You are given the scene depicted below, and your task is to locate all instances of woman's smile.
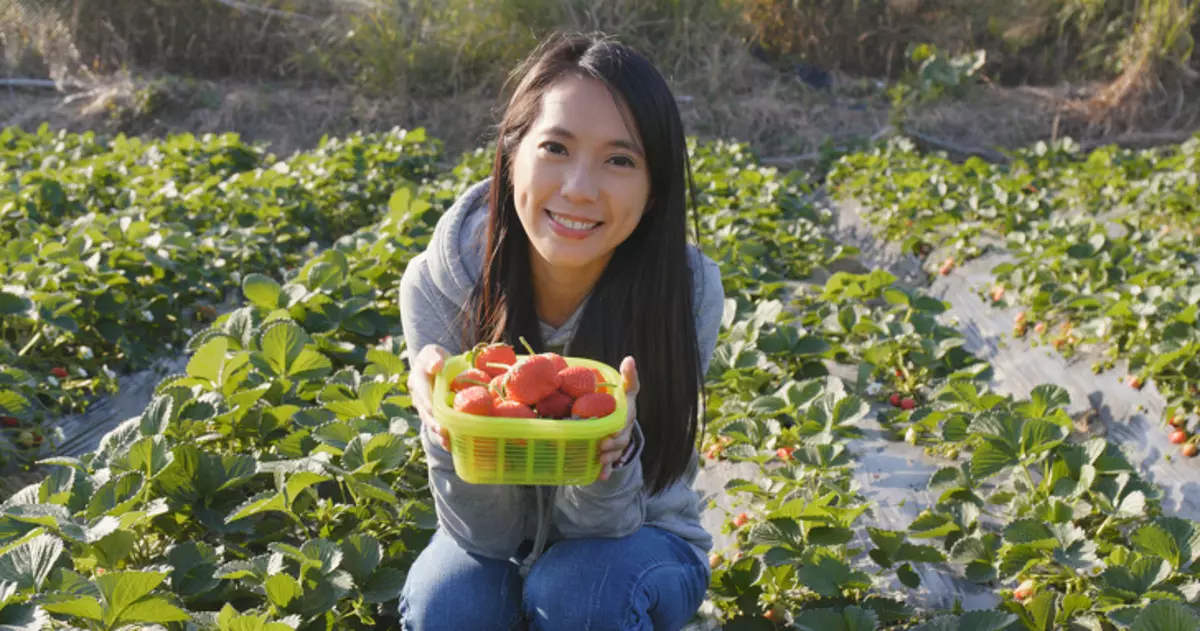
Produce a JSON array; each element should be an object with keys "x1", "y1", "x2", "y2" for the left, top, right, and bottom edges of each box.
[{"x1": 545, "y1": 209, "x2": 604, "y2": 239}]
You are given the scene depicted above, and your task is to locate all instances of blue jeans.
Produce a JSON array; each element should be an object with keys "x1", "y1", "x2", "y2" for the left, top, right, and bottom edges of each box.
[{"x1": 397, "y1": 526, "x2": 709, "y2": 630}]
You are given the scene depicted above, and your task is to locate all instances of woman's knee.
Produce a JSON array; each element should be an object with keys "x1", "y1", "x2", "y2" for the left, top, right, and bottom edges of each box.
[
  {"x1": 398, "y1": 531, "x2": 525, "y2": 631},
  {"x1": 522, "y1": 529, "x2": 707, "y2": 631}
]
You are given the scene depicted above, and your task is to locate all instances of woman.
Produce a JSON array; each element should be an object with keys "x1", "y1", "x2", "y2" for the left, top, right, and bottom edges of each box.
[{"x1": 398, "y1": 31, "x2": 725, "y2": 631}]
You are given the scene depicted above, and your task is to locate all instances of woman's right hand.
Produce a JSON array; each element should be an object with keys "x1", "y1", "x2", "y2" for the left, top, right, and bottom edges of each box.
[{"x1": 408, "y1": 344, "x2": 451, "y2": 451}]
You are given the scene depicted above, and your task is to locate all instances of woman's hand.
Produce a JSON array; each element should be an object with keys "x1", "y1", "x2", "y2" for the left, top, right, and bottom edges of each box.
[
  {"x1": 407, "y1": 344, "x2": 451, "y2": 451},
  {"x1": 596, "y1": 356, "x2": 639, "y2": 482}
]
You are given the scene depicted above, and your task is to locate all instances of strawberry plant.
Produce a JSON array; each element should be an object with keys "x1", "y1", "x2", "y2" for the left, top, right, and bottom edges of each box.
[
  {"x1": 0, "y1": 127, "x2": 440, "y2": 469},
  {"x1": 2, "y1": 126, "x2": 1200, "y2": 630},
  {"x1": 828, "y1": 133, "x2": 1200, "y2": 450}
]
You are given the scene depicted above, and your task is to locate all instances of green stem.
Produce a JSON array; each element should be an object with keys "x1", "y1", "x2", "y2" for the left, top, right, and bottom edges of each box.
[
  {"x1": 18, "y1": 328, "x2": 43, "y2": 357},
  {"x1": 1019, "y1": 463, "x2": 1039, "y2": 498}
]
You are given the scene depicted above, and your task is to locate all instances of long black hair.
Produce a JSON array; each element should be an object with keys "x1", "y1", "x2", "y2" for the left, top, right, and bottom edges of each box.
[{"x1": 467, "y1": 32, "x2": 705, "y2": 496}]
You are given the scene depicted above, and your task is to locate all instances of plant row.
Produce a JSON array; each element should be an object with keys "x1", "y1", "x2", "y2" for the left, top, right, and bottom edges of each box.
[
  {"x1": 826, "y1": 135, "x2": 1200, "y2": 454},
  {"x1": 0, "y1": 125, "x2": 441, "y2": 468}
]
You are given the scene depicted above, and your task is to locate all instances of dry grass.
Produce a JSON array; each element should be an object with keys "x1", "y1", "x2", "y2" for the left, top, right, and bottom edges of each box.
[{"x1": 2, "y1": 0, "x2": 1198, "y2": 164}]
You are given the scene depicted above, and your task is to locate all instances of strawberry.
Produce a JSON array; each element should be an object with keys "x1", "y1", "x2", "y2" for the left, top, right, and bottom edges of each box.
[
  {"x1": 51, "y1": 367, "x2": 68, "y2": 379},
  {"x1": 990, "y1": 285, "x2": 1005, "y2": 302},
  {"x1": 900, "y1": 398, "x2": 916, "y2": 410},
  {"x1": 939, "y1": 257, "x2": 954, "y2": 275},
  {"x1": 572, "y1": 392, "x2": 616, "y2": 419},
  {"x1": 889, "y1": 393, "x2": 902, "y2": 407},
  {"x1": 593, "y1": 368, "x2": 612, "y2": 394},
  {"x1": 472, "y1": 342, "x2": 517, "y2": 377},
  {"x1": 451, "y1": 368, "x2": 492, "y2": 393},
  {"x1": 732, "y1": 512, "x2": 749, "y2": 528},
  {"x1": 1013, "y1": 579, "x2": 1035, "y2": 602},
  {"x1": 535, "y1": 390, "x2": 573, "y2": 419},
  {"x1": 1183, "y1": 443, "x2": 1198, "y2": 458},
  {"x1": 453, "y1": 386, "x2": 494, "y2": 416},
  {"x1": 542, "y1": 352, "x2": 569, "y2": 373},
  {"x1": 504, "y1": 355, "x2": 561, "y2": 405},
  {"x1": 1170, "y1": 429, "x2": 1188, "y2": 445},
  {"x1": 1, "y1": 417, "x2": 17, "y2": 428},
  {"x1": 1170, "y1": 414, "x2": 1188, "y2": 428},
  {"x1": 558, "y1": 365, "x2": 598, "y2": 398},
  {"x1": 494, "y1": 400, "x2": 536, "y2": 418},
  {"x1": 776, "y1": 446, "x2": 794, "y2": 461},
  {"x1": 1127, "y1": 375, "x2": 1144, "y2": 390},
  {"x1": 708, "y1": 553, "x2": 722, "y2": 569},
  {"x1": 488, "y1": 372, "x2": 508, "y2": 397},
  {"x1": 1034, "y1": 322, "x2": 1047, "y2": 334}
]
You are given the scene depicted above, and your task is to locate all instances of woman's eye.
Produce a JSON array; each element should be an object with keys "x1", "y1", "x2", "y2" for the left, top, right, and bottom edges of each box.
[
  {"x1": 609, "y1": 155, "x2": 636, "y2": 168},
  {"x1": 539, "y1": 141, "x2": 567, "y2": 155}
]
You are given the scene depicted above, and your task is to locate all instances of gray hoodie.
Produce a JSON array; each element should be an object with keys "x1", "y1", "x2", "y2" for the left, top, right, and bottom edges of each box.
[{"x1": 398, "y1": 178, "x2": 724, "y2": 578}]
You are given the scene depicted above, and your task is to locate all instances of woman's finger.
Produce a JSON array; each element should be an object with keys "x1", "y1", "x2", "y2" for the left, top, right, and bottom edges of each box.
[
  {"x1": 418, "y1": 344, "x2": 448, "y2": 377},
  {"x1": 620, "y1": 356, "x2": 639, "y2": 396}
]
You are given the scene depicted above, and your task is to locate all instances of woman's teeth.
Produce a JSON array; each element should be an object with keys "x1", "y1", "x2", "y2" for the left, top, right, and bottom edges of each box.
[{"x1": 549, "y1": 211, "x2": 599, "y2": 230}]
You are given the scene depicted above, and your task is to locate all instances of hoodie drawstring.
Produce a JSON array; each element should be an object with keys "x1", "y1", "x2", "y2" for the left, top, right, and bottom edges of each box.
[{"x1": 519, "y1": 485, "x2": 556, "y2": 578}]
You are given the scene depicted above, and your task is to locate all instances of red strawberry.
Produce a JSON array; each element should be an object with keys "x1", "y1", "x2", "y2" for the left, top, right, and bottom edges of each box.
[
  {"x1": 504, "y1": 355, "x2": 561, "y2": 405},
  {"x1": 733, "y1": 512, "x2": 749, "y2": 528},
  {"x1": 51, "y1": 367, "x2": 68, "y2": 379},
  {"x1": 452, "y1": 368, "x2": 492, "y2": 393},
  {"x1": 900, "y1": 398, "x2": 916, "y2": 410},
  {"x1": 1, "y1": 417, "x2": 17, "y2": 428},
  {"x1": 488, "y1": 373, "x2": 508, "y2": 396},
  {"x1": 558, "y1": 366, "x2": 598, "y2": 398},
  {"x1": 473, "y1": 343, "x2": 517, "y2": 377},
  {"x1": 889, "y1": 393, "x2": 902, "y2": 407},
  {"x1": 776, "y1": 446, "x2": 795, "y2": 460},
  {"x1": 453, "y1": 386, "x2": 494, "y2": 416},
  {"x1": 542, "y1": 352, "x2": 569, "y2": 373},
  {"x1": 572, "y1": 392, "x2": 616, "y2": 419},
  {"x1": 535, "y1": 390, "x2": 573, "y2": 419},
  {"x1": 494, "y1": 400, "x2": 536, "y2": 418},
  {"x1": 1170, "y1": 429, "x2": 1188, "y2": 445}
]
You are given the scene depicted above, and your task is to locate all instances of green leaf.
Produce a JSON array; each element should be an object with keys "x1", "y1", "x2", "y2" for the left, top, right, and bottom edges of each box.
[
  {"x1": 187, "y1": 336, "x2": 229, "y2": 384},
  {"x1": 910, "y1": 610, "x2": 1017, "y2": 631},
  {"x1": 243, "y1": 273, "x2": 283, "y2": 310},
  {"x1": 115, "y1": 596, "x2": 191, "y2": 626},
  {"x1": 86, "y1": 471, "x2": 144, "y2": 519},
  {"x1": 797, "y1": 551, "x2": 852, "y2": 597},
  {"x1": 41, "y1": 596, "x2": 104, "y2": 620},
  {"x1": 971, "y1": 439, "x2": 1018, "y2": 479},
  {"x1": 794, "y1": 605, "x2": 881, "y2": 631},
  {"x1": 1130, "y1": 600, "x2": 1200, "y2": 631},
  {"x1": 340, "y1": 534, "x2": 382, "y2": 586},
  {"x1": 362, "y1": 567, "x2": 406, "y2": 603},
  {"x1": 138, "y1": 396, "x2": 175, "y2": 436},
  {"x1": 1133, "y1": 522, "x2": 1183, "y2": 568},
  {"x1": 264, "y1": 573, "x2": 303, "y2": 609},
  {"x1": 1025, "y1": 591, "x2": 1058, "y2": 631},
  {"x1": 94, "y1": 570, "x2": 168, "y2": 627},
  {"x1": 1003, "y1": 519, "x2": 1053, "y2": 544},
  {"x1": 897, "y1": 563, "x2": 921, "y2": 589},
  {"x1": 0, "y1": 533, "x2": 64, "y2": 590}
]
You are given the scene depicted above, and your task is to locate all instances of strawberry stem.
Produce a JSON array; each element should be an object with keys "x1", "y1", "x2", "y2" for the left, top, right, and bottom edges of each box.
[
  {"x1": 517, "y1": 335, "x2": 537, "y2": 356},
  {"x1": 460, "y1": 378, "x2": 491, "y2": 387}
]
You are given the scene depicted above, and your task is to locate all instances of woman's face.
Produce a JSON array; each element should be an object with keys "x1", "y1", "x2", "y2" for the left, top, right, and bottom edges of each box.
[{"x1": 510, "y1": 74, "x2": 651, "y2": 278}]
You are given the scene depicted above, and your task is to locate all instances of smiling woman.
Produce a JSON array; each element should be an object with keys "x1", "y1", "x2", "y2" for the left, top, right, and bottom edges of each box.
[{"x1": 397, "y1": 31, "x2": 725, "y2": 631}]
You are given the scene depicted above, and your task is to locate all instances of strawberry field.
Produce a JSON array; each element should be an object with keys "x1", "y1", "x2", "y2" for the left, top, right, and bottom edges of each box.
[{"x1": 0, "y1": 125, "x2": 1199, "y2": 630}]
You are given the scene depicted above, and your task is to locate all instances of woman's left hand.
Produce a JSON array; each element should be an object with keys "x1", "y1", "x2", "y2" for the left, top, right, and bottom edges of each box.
[{"x1": 597, "y1": 356, "x2": 638, "y2": 482}]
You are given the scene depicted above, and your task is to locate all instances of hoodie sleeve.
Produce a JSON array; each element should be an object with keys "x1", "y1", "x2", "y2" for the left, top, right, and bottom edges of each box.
[
  {"x1": 399, "y1": 251, "x2": 530, "y2": 560},
  {"x1": 551, "y1": 250, "x2": 725, "y2": 539}
]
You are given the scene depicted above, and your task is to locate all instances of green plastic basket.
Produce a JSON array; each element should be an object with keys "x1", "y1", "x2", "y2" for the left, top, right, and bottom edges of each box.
[{"x1": 431, "y1": 353, "x2": 627, "y2": 485}]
